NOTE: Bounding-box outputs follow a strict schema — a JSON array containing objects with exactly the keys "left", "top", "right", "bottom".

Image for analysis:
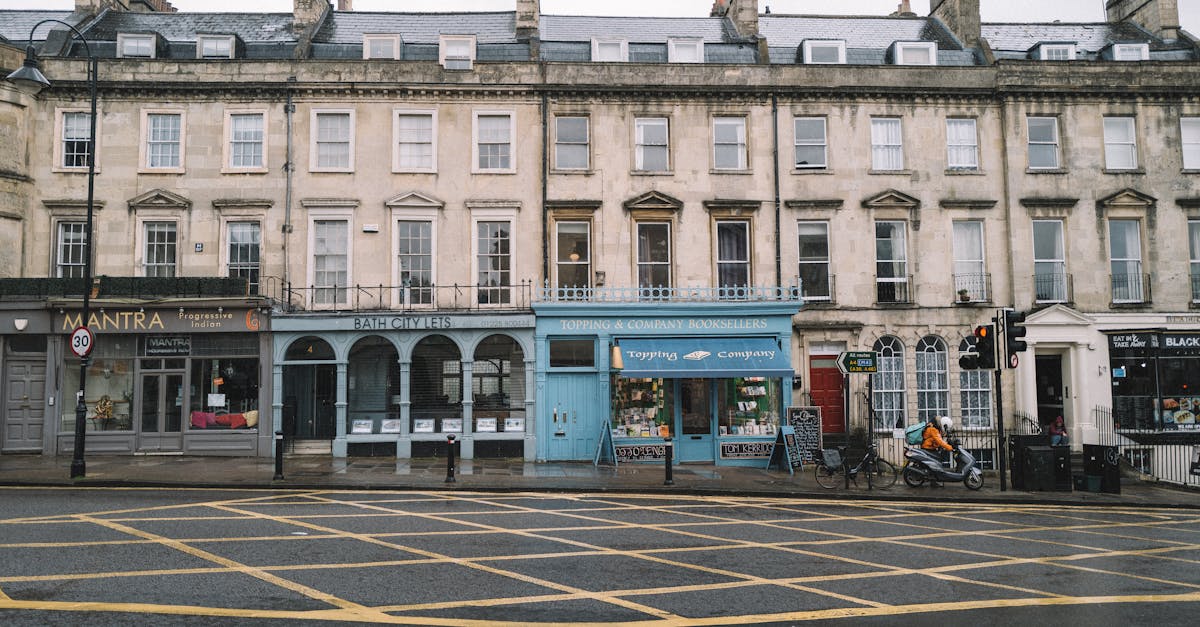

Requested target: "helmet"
[{"left": 938, "top": 416, "right": 953, "bottom": 432}]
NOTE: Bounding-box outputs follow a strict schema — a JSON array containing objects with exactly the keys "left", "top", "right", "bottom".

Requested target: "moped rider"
[{"left": 921, "top": 416, "right": 954, "bottom": 487}]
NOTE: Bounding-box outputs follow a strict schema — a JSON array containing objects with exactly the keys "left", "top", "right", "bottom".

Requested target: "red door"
[{"left": 809, "top": 359, "right": 845, "bottom": 434}]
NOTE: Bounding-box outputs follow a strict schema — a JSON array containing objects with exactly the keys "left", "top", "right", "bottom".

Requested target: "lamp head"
[{"left": 5, "top": 46, "right": 51, "bottom": 95}]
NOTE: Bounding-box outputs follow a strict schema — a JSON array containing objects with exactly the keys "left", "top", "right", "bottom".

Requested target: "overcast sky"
[{"left": 3, "top": 1, "right": 1198, "bottom": 32}]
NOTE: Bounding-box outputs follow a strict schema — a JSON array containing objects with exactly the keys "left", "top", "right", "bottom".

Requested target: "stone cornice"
[
  {"left": 785, "top": 199, "right": 844, "bottom": 210},
  {"left": 939, "top": 199, "right": 997, "bottom": 210}
]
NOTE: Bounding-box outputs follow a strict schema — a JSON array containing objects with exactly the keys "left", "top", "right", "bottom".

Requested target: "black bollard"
[
  {"left": 273, "top": 430, "right": 285, "bottom": 481},
  {"left": 445, "top": 434, "right": 457, "bottom": 483},
  {"left": 664, "top": 437, "right": 674, "bottom": 486}
]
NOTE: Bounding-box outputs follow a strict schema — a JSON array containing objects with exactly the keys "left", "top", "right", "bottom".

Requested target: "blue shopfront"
[{"left": 533, "top": 300, "right": 801, "bottom": 465}]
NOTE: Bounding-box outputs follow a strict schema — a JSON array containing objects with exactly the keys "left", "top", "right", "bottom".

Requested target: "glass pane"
[
  {"left": 1033, "top": 221, "right": 1063, "bottom": 260},
  {"left": 1028, "top": 118, "right": 1057, "bottom": 143},
  {"left": 794, "top": 118, "right": 825, "bottom": 143},
  {"left": 557, "top": 117, "right": 587, "bottom": 143},
  {"left": 141, "top": 375, "right": 159, "bottom": 432}
]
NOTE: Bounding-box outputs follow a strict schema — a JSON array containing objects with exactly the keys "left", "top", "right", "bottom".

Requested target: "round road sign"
[
  {"left": 69, "top": 326, "right": 94, "bottom": 359},
  {"left": 1009, "top": 353, "right": 1019, "bottom": 369}
]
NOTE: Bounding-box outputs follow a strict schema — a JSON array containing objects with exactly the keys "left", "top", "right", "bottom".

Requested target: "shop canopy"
[{"left": 617, "top": 337, "right": 793, "bottom": 378}]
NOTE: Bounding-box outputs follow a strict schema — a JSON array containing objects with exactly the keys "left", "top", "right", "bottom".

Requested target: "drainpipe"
[
  {"left": 283, "top": 77, "right": 296, "bottom": 300},
  {"left": 541, "top": 91, "right": 549, "bottom": 286},
  {"left": 772, "top": 93, "right": 782, "bottom": 287}
]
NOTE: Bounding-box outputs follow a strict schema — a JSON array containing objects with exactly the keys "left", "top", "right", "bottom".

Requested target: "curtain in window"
[
  {"left": 870, "top": 119, "right": 902, "bottom": 170},
  {"left": 871, "top": 336, "right": 905, "bottom": 429},
  {"left": 717, "top": 222, "right": 748, "bottom": 289},
  {"left": 915, "top": 337, "right": 948, "bottom": 423}
]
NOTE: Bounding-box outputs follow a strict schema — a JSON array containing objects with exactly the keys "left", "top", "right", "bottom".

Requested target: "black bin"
[
  {"left": 1083, "top": 444, "right": 1121, "bottom": 494},
  {"left": 1023, "top": 445, "right": 1057, "bottom": 491},
  {"left": 1009, "top": 434, "right": 1050, "bottom": 490}
]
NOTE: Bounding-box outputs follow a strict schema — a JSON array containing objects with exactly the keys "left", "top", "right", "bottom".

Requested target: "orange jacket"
[{"left": 922, "top": 423, "right": 953, "bottom": 451}]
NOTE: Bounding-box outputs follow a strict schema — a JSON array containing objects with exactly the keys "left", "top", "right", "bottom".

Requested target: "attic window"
[
  {"left": 118, "top": 34, "right": 155, "bottom": 58},
  {"left": 591, "top": 38, "right": 628, "bottom": 62},
  {"left": 668, "top": 38, "right": 704, "bottom": 63},
  {"left": 439, "top": 35, "right": 475, "bottom": 70},
  {"left": 893, "top": 41, "right": 937, "bottom": 66},
  {"left": 1037, "top": 44, "right": 1076, "bottom": 61},
  {"left": 197, "top": 35, "right": 234, "bottom": 59},
  {"left": 364, "top": 34, "right": 400, "bottom": 60},
  {"left": 1113, "top": 43, "right": 1149, "bottom": 61},
  {"left": 803, "top": 40, "right": 846, "bottom": 64}
]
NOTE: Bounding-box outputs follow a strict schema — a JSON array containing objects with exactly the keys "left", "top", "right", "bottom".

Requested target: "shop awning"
[{"left": 617, "top": 337, "right": 793, "bottom": 378}]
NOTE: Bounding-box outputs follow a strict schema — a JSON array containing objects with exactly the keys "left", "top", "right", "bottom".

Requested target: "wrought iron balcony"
[
  {"left": 797, "top": 273, "right": 835, "bottom": 304},
  {"left": 875, "top": 276, "right": 912, "bottom": 304},
  {"left": 1110, "top": 273, "right": 1152, "bottom": 305},
  {"left": 953, "top": 272, "right": 991, "bottom": 303},
  {"left": 0, "top": 276, "right": 251, "bottom": 300},
  {"left": 538, "top": 282, "right": 802, "bottom": 303},
  {"left": 1033, "top": 272, "right": 1073, "bottom": 304},
  {"left": 264, "top": 279, "right": 534, "bottom": 312},
  {"left": 1193, "top": 274, "right": 1200, "bottom": 304}
]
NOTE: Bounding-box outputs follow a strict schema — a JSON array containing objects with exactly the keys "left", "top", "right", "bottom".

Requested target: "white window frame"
[
  {"left": 1038, "top": 44, "right": 1076, "bottom": 61},
  {"left": 636, "top": 221, "right": 672, "bottom": 292},
  {"left": 363, "top": 34, "right": 401, "bottom": 60},
  {"left": 960, "top": 359, "right": 993, "bottom": 429},
  {"left": 138, "top": 109, "right": 186, "bottom": 173},
  {"left": 1033, "top": 219, "right": 1067, "bottom": 303},
  {"left": 793, "top": 116, "right": 827, "bottom": 169},
  {"left": 870, "top": 117, "right": 904, "bottom": 171},
  {"left": 54, "top": 220, "right": 88, "bottom": 279},
  {"left": 1103, "top": 116, "right": 1138, "bottom": 170},
  {"left": 1027, "top": 116, "right": 1061, "bottom": 170},
  {"left": 1190, "top": 220, "right": 1200, "bottom": 303},
  {"left": 916, "top": 336, "right": 950, "bottom": 424},
  {"left": 310, "top": 109, "right": 355, "bottom": 173},
  {"left": 893, "top": 41, "right": 937, "bottom": 66},
  {"left": 952, "top": 220, "right": 987, "bottom": 302},
  {"left": 472, "top": 111, "right": 516, "bottom": 174},
  {"left": 223, "top": 220, "right": 262, "bottom": 294},
  {"left": 223, "top": 109, "right": 268, "bottom": 173},
  {"left": 391, "top": 208, "right": 438, "bottom": 308},
  {"left": 197, "top": 35, "right": 235, "bottom": 59},
  {"left": 1108, "top": 219, "right": 1144, "bottom": 303},
  {"left": 872, "top": 336, "right": 906, "bottom": 429},
  {"left": 471, "top": 208, "right": 517, "bottom": 307},
  {"left": 307, "top": 209, "right": 354, "bottom": 308},
  {"left": 117, "top": 33, "right": 154, "bottom": 58},
  {"left": 946, "top": 118, "right": 979, "bottom": 170},
  {"left": 553, "top": 115, "right": 590, "bottom": 171},
  {"left": 53, "top": 107, "right": 100, "bottom": 173},
  {"left": 392, "top": 109, "right": 437, "bottom": 173},
  {"left": 139, "top": 219, "right": 178, "bottom": 278},
  {"left": 875, "top": 220, "right": 909, "bottom": 302},
  {"left": 715, "top": 219, "right": 751, "bottom": 291},
  {"left": 591, "top": 38, "right": 628, "bottom": 62},
  {"left": 439, "top": 34, "right": 476, "bottom": 70},
  {"left": 712, "top": 116, "right": 747, "bottom": 171},
  {"left": 1113, "top": 43, "right": 1149, "bottom": 61},
  {"left": 555, "top": 220, "right": 592, "bottom": 291},
  {"left": 797, "top": 221, "right": 831, "bottom": 301},
  {"left": 1182, "top": 117, "right": 1200, "bottom": 170},
  {"left": 668, "top": 38, "right": 704, "bottom": 63},
  {"left": 634, "top": 117, "right": 670, "bottom": 173},
  {"left": 802, "top": 40, "right": 846, "bottom": 64}
]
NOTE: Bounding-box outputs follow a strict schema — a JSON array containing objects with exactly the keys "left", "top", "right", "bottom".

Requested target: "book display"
[
  {"left": 612, "top": 377, "right": 673, "bottom": 438},
  {"left": 717, "top": 377, "right": 780, "bottom": 436}
]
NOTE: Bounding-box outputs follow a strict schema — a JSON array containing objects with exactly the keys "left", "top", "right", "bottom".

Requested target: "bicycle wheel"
[
  {"left": 814, "top": 461, "right": 843, "bottom": 489},
  {"left": 868, "top": 458, "right": 898, "bottom": 489}
]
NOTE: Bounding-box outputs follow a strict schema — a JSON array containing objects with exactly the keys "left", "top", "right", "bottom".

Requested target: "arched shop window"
[
  {"left": 472, "top": 334, "right": 526, "bottom": 433},
  {"left": 347, "top": 336, "right": 399, "bottom": 435},
  {"left": 915, "top": 336, "right": 949, "bottom": 424},
  {"left": 285, "top": 336, "right": 334, "bottom": 361},
  {"left": 871, "top": 335, "right": 906, "bottom": 429},
  {"left": 959, "top": 334, "right": 993, "bottom": 429},
  {"left": 411, "top": 335, "right": 462, "bottom": 432}
]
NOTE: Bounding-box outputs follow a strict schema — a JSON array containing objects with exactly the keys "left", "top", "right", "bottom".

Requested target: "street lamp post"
[{"left": 6, "top": 21, "right": 98, "bottom": 478}]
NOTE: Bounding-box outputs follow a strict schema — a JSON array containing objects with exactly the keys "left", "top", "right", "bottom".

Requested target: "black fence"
[
  {"left": 0, "top": 276, "right": 251, "bottom": 299},
  {"left": 1095, "top": 406, "right": 1200, "bottom": 487}
]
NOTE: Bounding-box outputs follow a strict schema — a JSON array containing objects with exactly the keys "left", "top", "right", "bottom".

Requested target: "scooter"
[{"left": 902, "top": 439, "right": 984, "bottom": 490}]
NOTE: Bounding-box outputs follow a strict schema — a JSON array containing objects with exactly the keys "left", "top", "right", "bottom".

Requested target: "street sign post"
[
  {"left": 836, "top": 351, "right": 878, "bottom": 375},
  {"left": 69, "top": 326, "right": 94, "bottom": 359}
]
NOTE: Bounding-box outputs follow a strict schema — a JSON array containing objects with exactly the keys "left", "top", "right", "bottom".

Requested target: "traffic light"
[
  {"left": 958, "top": 336, "right": 979, "bottom": 370},
  {"left": 1003, "top": 310, "right": 1028, "bottom": 368},
  {"left": 975, "top": 324, "right": 996, "bottom": 370}
]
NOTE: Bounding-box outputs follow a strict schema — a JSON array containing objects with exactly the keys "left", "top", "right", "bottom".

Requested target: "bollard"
[
  {"left": 445, "top": 434, "right": 457, "bottom": 483},
  {"left": 273, "top": 430, "right": 285, "bottom": 481},
  {"left": 663, "top": 437, "right": 674, "bottom": 486}
]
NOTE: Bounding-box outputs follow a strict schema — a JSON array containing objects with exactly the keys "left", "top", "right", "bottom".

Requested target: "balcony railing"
[
  {"left": 539, "top": 283, "right": 802, "bottom": 303},
  {"left": 797, "top": 273, "right": 835, "bottom": 304},
  {"left": 953, "top": 272, "right": 991, "bottom": 303},
  {"left": 876, "top": 276, "right": 912, "bottom": 304},
  {"left": 1033, "top": 272, "right": 1073, "bottom": 304},
  {"left": 1193, "top": 274, "right": 1200, "bottom": 303},
  {"left": 263, "top": 279, "right": 534, "bottom": 312},
  {"left": 0, "top": 276, "right": 251, "bottom": 300},
  {"left": 1111, "top": 273, "right": 1151, "bottom": 305}
]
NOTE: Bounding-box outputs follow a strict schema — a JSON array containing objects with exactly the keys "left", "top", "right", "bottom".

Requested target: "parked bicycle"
[{"left": 813, "top": 443, "right": 897, "bottom": 489}]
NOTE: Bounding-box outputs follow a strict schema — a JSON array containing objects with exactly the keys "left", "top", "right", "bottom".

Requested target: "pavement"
[{"left": 2, "top": 452, "right": 1199, "bottom": 508}]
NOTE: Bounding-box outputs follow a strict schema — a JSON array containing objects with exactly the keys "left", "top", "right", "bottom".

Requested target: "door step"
[{"left": 289, "top": 440, "right": 333, "bottom": 455}]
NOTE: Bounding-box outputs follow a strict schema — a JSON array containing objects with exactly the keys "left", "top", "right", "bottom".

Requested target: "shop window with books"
[
  {"left": 612, "top": 377, "right": 674, "bottom": 438},
  {"left": 717, "top": 377, "right": 780, "bottom": 436}
]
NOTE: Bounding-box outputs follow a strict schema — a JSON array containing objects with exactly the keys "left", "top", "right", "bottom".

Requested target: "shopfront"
[
  {"left": 269, "top": 312, "right": 535, "bottom": 459},
  {"left": 52, "top": 306, "right": 271, "bottom": 456},
  {"left": 1109, "top": 330, "right": 1200, "bottom": 432},
  {"left": 533, "top": 300, "right": 800, "bottom": 465}
]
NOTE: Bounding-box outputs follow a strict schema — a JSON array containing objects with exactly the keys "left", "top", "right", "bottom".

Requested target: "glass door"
[
  {"left": 138, "top": 372, "right": 184, "bottom": 451},
  {"left": 678, "top": 378, "right": 713, "bottom": 462}
]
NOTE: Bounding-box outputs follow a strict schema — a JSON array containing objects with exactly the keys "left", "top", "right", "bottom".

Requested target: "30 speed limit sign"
[{"left": 69, "top": 326, "right": 95, "bottom": 359}]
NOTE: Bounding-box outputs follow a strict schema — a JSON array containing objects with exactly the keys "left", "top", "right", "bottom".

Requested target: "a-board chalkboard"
[
  {"left": 766, "top": 426, "right": 803, "bottom": 473},
  {"left": 785, "top": 406, "right": 822, "bottom": 464},
  {"left": 594, "top": 426, "right": 617, "bottom": 467}
]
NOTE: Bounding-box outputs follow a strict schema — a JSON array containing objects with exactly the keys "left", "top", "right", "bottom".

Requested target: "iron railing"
[
  {"left": 1095, "top": 405, "right": 1200, "bottom": 487},
  {"left": 1192, "top": 273, "right": 1200, "bottom": 303},
  {"left": 538, "top": 283, "right": 802, "bottom": 303},
  {"left": 876, "top": 276, "right": 912, "bottom": 304},
  {"left": 953, "top": 272, "right": 991, "bottom": 303},
  {"left": 1110, "top": 273, "right": 1151, "bottom": 305},
  {"left": 263, "top": 278, "right": 534, "bottom": 312},
  {"left": 0, "top": 276, "right": 250, "bottom": 300},
  {"left": 799, "top": 273, "right": 835, "bottom": 304},
  {"left": 1033, "top": 272, "right": 1073, "bottom": 304}
]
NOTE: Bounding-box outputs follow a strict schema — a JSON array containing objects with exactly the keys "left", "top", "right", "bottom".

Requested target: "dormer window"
[
  {"left": 892, "top": 41, "right": 937, "bottom": 66},
  {"left": 591, "top": 38, "right": 628, "bottom": 62},
  {"left": 364, "top": 34, "right": 401, "bottom": 60},
  {"left": 1036, "top": 43, "right": 1076, "bottom": 61},
  {"left": 118, "top": 34, "right": 155, "bottom": 58},
  {"left": 668, "top": 38, "right": 704, "bottom": 63},
  {"left": 1112, "top": 43, "right": 1149, "bottom": 61},
  {"left": 439, "top": 35, "right": 475, "bottom": 70},
  {"left": 197, "top": 35, "right": 234, "bottom": 59},
  {"left": 802, "top": 40, "right": 846, "bottom": 64}
]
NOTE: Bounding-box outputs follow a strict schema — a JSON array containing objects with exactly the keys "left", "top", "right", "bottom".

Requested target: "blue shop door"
[
  {"left": 545, "top": 373, "right": 601, "bottom": 460},
  {"left": 677, "top": 378, "right": 714, "bottom": 462}
]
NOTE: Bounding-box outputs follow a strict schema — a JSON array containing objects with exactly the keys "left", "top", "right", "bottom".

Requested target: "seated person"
[{"left": 1048, "top": 415, "right": 1068, "bottom": 446}]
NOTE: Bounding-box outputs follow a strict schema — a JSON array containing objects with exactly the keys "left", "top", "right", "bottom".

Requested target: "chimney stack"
[
  {"left": 516, "top": 0, "right": 539, "bottom": 39},
  {"left": 712, "top": 0, "right": 759, "bottom": 39},
  {"left": 1106, "top": 0, "right": 1180, "bottom": 41},
  {"left": 293, "top": 0, "right": 330, "bottom": 32},
  {"left": 930, "top": 0, "right": 980, "bottom": 47},
  {"left": 892, "top": 1, "right": 916, "bottom": 17}
]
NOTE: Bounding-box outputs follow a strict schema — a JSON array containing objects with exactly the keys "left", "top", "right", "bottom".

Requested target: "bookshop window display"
[
  {"left": 612, "top": 377, "right": 674, "bottom": 437},
  {"left": 717, "top": 377, "right": 781, "bottom": 436},
  {"left": 609, "top": 376, "right": 782, "bottom": 438},
  {"left": 63, "top": 335, "right": 136, "bottom": 432}
]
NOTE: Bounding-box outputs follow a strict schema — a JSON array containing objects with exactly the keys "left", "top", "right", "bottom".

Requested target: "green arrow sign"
[{"left": 837, "top": 351, "right": 878, "bottom": 374}]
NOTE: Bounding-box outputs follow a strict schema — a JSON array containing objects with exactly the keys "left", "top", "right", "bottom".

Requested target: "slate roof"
[
  {"left": 982, "top": 22, "right": 1182, "bottom": 53},
  {"left": 0, "top": 11, "right": 75, "bottom": 44},
  {"left": 317, "top": 12, "right": 518, "bottom": 44},
  {"left": 759, "top": 15, "right": 962, "bottom": 50},
  {"left": 84, "top": 12, "right": 297, "bottom": 43},
  {"left": 540, "top": 15, "right": 738, "bottom": 44}
]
